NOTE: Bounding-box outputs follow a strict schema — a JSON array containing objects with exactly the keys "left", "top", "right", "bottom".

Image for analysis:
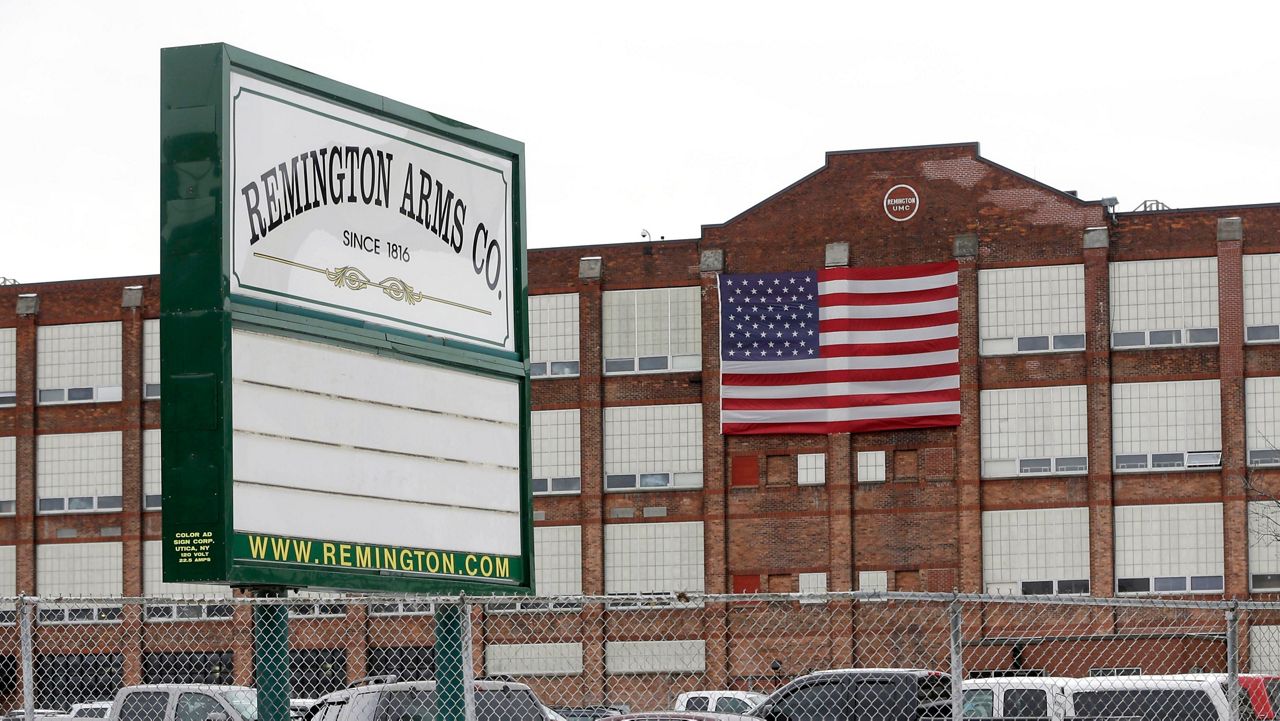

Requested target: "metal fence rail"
[{"left": 6, "top": 592, "right": 1280, "bottom": 721}]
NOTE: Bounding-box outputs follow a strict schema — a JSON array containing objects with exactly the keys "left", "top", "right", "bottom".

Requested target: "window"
[
  {"left": 858, "top": 451, "right": 886, "bottom": 483},
  {"left": 143, "top": 319, "right": 161, "bottom": 398},
  {"left": 368, "top": 601, "right": 436, "bottom": 616},
  {"left": 37, "top": 542, "right": 123, "bottom": 623},
  {"left": 37, "top": 322, "right": 122, "bottom": 404},
  {"left": 288, "top": 591, "right": 345, "bottom": 618},
  {"left": 981, "top": 385, "right": 1087, "bottom": 478},
  {"left": 604, "top": 521, "right": 704, "bottom": 599},
  {"left": 1245, "top": 254, "right": 1280, "bottom": 343},
  {"left": 1073, "top": 689, "right": 1218, "bottom": 721},
  {"left": 1250, "top": 626, "right": 1280, "bottom": 674},
  {"left": 117, "top": 692, "right": 167, "bottom": 721},
  {"left": 1112, "top": 380, "right": 1221, "bottom": 472},
  {"left": 603, "top": 287, "right": 701, "bottom": 374},
  {"left": 0, "top": 546, "right": 15, "bottom": 620},
  {"left": 1115, "top": 503, "right": 1224, "bottom": 594},
  {"left": 798, "top": 572, "right": 827, "bottom": 602},
  {"left": 982, "top": 507, "right": 1090, "bottom": 596},
  {"left": 978, "top": 265, "right": 1085, "bottom": 355},
  {"left": 797, "top": 453, "right": 826, "bottom": 486},
  {"left": 37, "top": 432, "right": 123, "bottom": 514},
  {"left": 0, "top": 437, "right": 14, "bottom": 515},
  {"left": 604, "top": 404, "right": 702, "bottom": 491},
  {"left": 859, "top": 570, "right": 889, "bottom": 593},
  {"left": 529, "top": 294, "right": 580, "bottom": 377},
  {"left": 0, "top": 328, "right": 15, "bottom": 406},
  {"left": 1110, "top": 258, "right": 1219, "bottom": 349},
  {"left": 175, "top": 693, "right": 223, "bottom": 721},
  {"left": 532, "top": 410, "right": 580, "bottom": 495},
  {"left": 1247, "top": 377, "right": 1280, "bottom": 466},
  {"left": 605, "top": 640, "right": 705, "bottom": 674},
  {"left": 485, "top": 643, "right": 583, "bottom": 676},
  {"left": 490, "top": 525, "right": 582, "bottom": 612},
  {"left": 143, "top": 430, "right": 162, "bottom": 509},
  {"left": 1005, "top": 689, "right": 1049, "bottom": 718},
  {"left": 142, "top": 541, "right": 232, "bottom": 621},
  {"left": 1248, "top": 502, "right": 1280, "bottom": 591}
]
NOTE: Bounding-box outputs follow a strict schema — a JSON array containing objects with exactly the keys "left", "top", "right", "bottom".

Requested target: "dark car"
[
  {"left": 750, "top": 668, "right": 952, "bottom": 721},
  {"left": 554, "top": 707, "right": 631, "bottom": 721}
]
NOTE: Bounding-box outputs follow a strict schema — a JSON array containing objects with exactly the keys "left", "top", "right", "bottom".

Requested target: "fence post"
[
  {"left": 436, "top": 597, "right": 475, "bottom": 721},
  {"left": 19, "top": 596, "right": 34, "bottom": 721},
  {"left": 950, "top": 595, "right": 964, "bottom": 721},
  {"left": 1227, "top": 601, "right": 1240, "bottom": 721},
  {"left": 252, "top": 588, "right": 291, "bottom": 721}
]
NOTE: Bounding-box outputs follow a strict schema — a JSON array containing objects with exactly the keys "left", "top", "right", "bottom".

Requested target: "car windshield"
[{"left": 221, "top": 689, "right": 258, "bottom": 721}]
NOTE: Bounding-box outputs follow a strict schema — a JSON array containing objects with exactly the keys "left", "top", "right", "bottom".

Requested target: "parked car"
[
  {"left": 1107, "top": 674, "right": 1280, "bottom": 721},
  {"left": 69, "top": 704, "right": 113, "bottom": 720},
  {"left": 309, "top": 677, "right": 546, "bottom": 721},
  {"left": 107, "top": 685, "right": 257, "bottom": 721},
  {"left": 1062, "top": 675, "right": 1230, "bottom": 721},
  {"left": 603, "top": 714, "right": 756, "bottom": 721},
  {"left": 675, "top": 692, "right": 767, "bottom": 715},
  {"left": 288, "top": 700, "right": 316, "bottom": 721},
  {"left": 962, "top": 677, "right": 1071, "bottom": 721},
  {"left": 750, "top": 668, "right": 952, "bottom": 721},
  {"left": 553, "top": 707, "right": 630, "bottom": 721},
  {"left": 6, "top": 710, "right": 67, "bottom": 719}
]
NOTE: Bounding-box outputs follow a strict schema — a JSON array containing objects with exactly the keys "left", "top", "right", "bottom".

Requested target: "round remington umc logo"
[{"left": 884, "top": 184, "right": 920, "bottom": 222}]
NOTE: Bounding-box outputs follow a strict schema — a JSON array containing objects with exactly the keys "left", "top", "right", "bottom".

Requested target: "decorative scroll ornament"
[{"left": 253, "top": 253, "right": 488, "bottom": 314}]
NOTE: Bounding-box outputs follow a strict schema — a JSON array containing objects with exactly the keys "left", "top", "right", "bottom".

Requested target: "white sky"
[{"left": 2, "top": 0, "right": 1278, "bottom": 283}]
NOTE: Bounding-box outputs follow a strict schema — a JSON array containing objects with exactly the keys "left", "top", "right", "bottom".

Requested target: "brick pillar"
[
  {"left": 1082, "top": 227, "right": 1115, "bottom": 597},
  {"left": 1217, "top": 217, "right": 1248, "bottom": 598},
  {"left": 827, "top": 432, "right": 853, "bottom": 591},
  {"left": 344, "top": 603, "right": 369, "bottom": 682},
  {"left": 14, "top": 294, "right": 37, "bottom": 595},
  {"left": 576, "top": 256, "right": 606, "bottom": 702},
  {"left": 231, "top": 592, "right": 255, "bottom": 685},
  {"left": 953, "top": 234, "right": 982, "bottom": 593},
  {"left": 698, "top": 248, "right": 729, "bottom": 687},
  {"left": 828, "top": 432, "right": 855, "bottom": 666},
  {"left": 120, "top": 286, "right": 145, "bottom": 685}
]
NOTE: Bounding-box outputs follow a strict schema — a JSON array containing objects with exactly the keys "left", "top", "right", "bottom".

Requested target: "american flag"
[{"left": 718, "top": 260, "right": 961, "bottom": 435}]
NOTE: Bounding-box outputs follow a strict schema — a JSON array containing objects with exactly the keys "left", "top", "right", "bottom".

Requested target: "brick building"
[{"left": 3, "top": 142, "right": 1280, "bottom": 701}]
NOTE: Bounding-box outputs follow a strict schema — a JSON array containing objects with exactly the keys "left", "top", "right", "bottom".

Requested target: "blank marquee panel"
[{"left": 231, "top": 330, "right": 521, "bottom": 557}]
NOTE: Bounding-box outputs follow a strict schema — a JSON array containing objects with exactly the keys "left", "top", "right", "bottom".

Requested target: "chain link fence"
[{"left": 6, "top": 592, "right": 1280, "bottom": 721}]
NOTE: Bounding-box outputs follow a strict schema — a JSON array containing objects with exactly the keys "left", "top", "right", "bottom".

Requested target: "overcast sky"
[{"left": 2, "top": 1, "right": 1278, "bottom": 283}]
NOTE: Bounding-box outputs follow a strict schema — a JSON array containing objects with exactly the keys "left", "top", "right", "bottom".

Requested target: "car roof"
[
  {"left": 321, "top": 679, "right": 534, "bottom": 699},
  {"left": 963, "top": 677, "right": 1075, "bottom": 688},
  {"left": 605, "top": 714, "right": 758, "bottom": 721},
  {"left": 116, "top": 685, "right": 254, "bottom": 693},
  {"left": 677, "top": 691, "right": 766, "bottom": 699},
  {"left": 805, "top": 668, "right": 947, "bottom": 680},
  {"left": 1063, "top": 676, "right": 1227, "bottom": 692}
]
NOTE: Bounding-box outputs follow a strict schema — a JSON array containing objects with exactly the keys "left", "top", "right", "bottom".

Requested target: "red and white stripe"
[{"left": 721, "top": 260, "right": 961, "bottom": 435}]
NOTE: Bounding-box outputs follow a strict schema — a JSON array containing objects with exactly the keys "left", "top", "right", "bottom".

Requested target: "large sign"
[
  {"left": 230, "top": 71, "right": 514, "bottom": 351},
  {"left": 160, "top": 44, "right": 532, "bottom": 594}
]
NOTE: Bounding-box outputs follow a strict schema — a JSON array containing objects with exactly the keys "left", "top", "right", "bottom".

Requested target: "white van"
[
  {"left": 1062, "top": 675, "right": 1230, "bottom": 721},
  {"left": 961, "top": 677, "right": 1071, "bottom": 721},
  {"left": 675, "top": 691, "right": 767, "bottom": 714}
]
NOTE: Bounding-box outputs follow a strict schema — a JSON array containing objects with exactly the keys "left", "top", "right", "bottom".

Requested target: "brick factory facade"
[{"left": 3, "top": 142, "right": 1280, "bottom": 696}]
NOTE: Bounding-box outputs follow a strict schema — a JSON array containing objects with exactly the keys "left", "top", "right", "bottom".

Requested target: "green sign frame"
[{"left": 159, "top": 43, "right": 532, "bottom": 595}]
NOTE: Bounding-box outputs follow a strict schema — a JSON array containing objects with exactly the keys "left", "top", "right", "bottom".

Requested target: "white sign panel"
[
  {"left": 230, "top": 71, "right": 515, "bottom": 351},
  {"left": 231, "top": 329, "right": 521, "bottom": 558}
]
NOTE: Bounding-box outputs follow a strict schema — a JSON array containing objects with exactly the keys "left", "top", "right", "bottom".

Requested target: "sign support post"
[
  {"left": 435, "top": 601, "right": 473, "bottom": 721},
  {"left": 252, "top": 587, "right": 291, "bottom": 721}
]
